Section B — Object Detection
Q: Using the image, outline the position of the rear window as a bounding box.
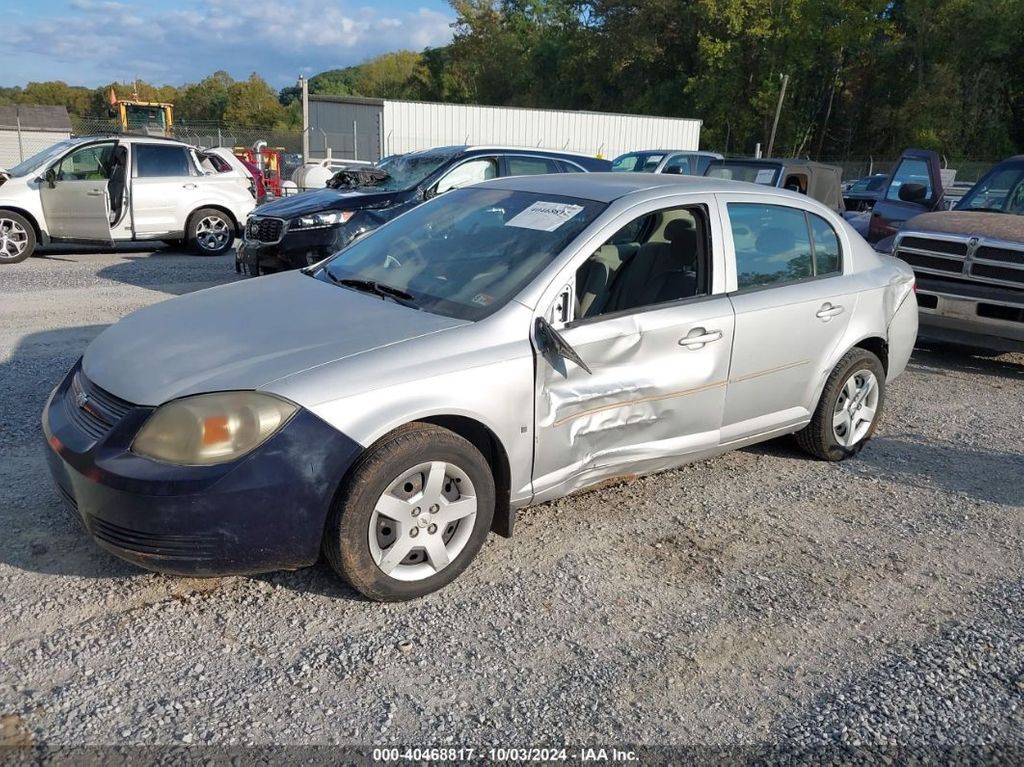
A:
[135,144,193,178]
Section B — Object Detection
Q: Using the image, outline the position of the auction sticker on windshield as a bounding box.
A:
[506,201,585,231]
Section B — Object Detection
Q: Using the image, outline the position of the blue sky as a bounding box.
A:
[1,0,457,88]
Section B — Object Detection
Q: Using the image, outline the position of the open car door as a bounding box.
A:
[39,141,116,241]
[867,148,943,243]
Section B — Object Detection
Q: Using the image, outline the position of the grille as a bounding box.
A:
[63,370,133,442]
[975,245,1023,265]
[89,516,220,560]
[895,233,1024,290]
[245,216,284,243]
[899,236,967,256]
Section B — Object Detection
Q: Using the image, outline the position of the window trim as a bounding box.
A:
[566,202,715,328]
[725,201,844,294]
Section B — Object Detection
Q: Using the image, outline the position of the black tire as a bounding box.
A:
[186,208,234,256]
[323,424,495,601]
[0,210,37,264]
[796,348,886,461]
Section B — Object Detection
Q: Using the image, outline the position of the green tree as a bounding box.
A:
[223,73,287,128]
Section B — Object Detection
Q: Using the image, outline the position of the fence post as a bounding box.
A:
[353,120,358,161]
[16,111,24,162]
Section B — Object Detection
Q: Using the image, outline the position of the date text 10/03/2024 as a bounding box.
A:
[372,747,639,762]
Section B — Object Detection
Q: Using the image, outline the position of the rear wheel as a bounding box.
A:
[323,424,495,601]
[187,208,234,256]
[796,348,885,461]
[0,211,36,264]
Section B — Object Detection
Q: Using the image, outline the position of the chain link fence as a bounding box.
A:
[68,116,304,154]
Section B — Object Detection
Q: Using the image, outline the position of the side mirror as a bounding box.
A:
[898,182,928,203]
[421,186,437,201]
[535,316,591,375]
[43,168,57,188]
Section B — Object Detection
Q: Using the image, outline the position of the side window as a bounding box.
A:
[663,155,691,175]
[135,144,193,178]
[435,158,497,194]
[728,203,813,290]
[554,159,584,173]
[507,156,558,176]
[574,206,710,321]
[886,158,932,202]
[809,214,842,275]
[55,144,114,181]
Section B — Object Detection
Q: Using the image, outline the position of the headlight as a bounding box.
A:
[132,392,298,466]
[290,210,353,230]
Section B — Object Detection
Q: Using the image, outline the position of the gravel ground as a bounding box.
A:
[1,246,1022,755]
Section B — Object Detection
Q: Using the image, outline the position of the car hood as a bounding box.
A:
[83,271,468,407]
[252,187,408,218]
[904,210,1024,241]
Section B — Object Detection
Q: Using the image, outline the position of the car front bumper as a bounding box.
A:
[236,226,354,276]
[42,363,362,576]
[915,277,1024,353]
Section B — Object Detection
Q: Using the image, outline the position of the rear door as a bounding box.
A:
[719,196,854,442]
[868,149,943,243]
[39,142,114,241]
[131,143,200,236]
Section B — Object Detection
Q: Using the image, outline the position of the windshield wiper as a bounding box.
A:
[328,274,418,307]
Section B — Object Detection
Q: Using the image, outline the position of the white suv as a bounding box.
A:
[0,135,256,263]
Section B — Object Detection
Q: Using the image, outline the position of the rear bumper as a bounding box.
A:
[42,364,362,576]
[916,278,1024,353]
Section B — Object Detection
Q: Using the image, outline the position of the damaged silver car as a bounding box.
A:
[43,174,918,601]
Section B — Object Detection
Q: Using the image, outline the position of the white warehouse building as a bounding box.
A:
[305,95,702,163]
[0,105,73,168]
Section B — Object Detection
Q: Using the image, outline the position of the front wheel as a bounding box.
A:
[0,211,36,264]
[187,208,234,256]
[323,424,495,601]
[796,348,885,461]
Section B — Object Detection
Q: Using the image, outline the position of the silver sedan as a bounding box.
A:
[43,174,918,601]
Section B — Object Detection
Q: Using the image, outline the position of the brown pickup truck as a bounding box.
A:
[873,152,1024,353]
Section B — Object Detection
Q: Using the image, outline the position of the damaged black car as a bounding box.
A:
[236,146,610,275]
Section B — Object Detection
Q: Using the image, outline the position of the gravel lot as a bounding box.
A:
[1,245,1022,754]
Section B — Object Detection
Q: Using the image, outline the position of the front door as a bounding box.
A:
[868,149,943,243]
[39,142,115,241]
[532,199,734,502]
[720,198,854,441]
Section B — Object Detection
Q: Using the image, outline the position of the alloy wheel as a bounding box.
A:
[195,215,231,252]
[832,369,879,447]
[0,217,29,261]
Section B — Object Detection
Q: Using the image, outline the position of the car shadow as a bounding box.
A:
[94,250,240,296]
[908,340,1024,382]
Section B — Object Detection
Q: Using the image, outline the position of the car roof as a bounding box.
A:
[71,133,193,147]
[405,144,601,161]
[475,172,789,203]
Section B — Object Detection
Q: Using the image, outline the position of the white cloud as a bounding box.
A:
[3,0,457,87]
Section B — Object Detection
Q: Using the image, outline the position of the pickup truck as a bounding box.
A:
[704,158,845,212]
[871,150,1024,352]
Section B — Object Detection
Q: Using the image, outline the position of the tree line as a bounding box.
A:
[3,0,1022,160]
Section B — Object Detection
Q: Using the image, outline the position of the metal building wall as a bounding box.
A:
[380,101,702,159]
[0,129,70,167]
[307,96,383,162]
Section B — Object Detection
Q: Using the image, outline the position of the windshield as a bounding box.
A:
[318,187,606,320]
[611,152,666,173]
[955,162,1024,214]
[5,139,77,177]
[370,151,457,191]
[705,161,782,186]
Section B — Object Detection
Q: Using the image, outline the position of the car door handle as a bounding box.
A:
[182,183,197,190]
[679,327,723,350]
[816,302,845,321]
[86,189,103,197]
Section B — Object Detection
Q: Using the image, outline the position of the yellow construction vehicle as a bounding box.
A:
[108,87,174,136]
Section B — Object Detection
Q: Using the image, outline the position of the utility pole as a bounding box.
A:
[767,73,789,158]
[299,75,309,164]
